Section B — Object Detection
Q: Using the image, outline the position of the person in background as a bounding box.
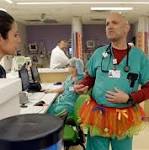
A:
[74,12,149,150]
[0,10,20,78]
[47,57,84,117]
[50,40,69,69]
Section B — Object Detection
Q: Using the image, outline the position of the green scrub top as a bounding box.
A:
[87,45,149,108]
[48,74,84,115]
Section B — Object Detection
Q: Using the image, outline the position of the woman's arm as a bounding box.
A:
[45,87,64,93]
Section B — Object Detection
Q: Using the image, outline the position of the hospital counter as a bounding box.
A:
[20,83,61,114]
[38,68,69,83]
[20,92,58,114]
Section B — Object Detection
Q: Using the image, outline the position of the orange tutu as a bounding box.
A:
[79,97,145,139]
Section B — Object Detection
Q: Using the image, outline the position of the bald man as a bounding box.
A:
[106,13,130,48]
[74,13,149,150]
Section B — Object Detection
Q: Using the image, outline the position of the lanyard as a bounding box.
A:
[101,44,130,73]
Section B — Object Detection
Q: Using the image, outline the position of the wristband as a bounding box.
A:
[127,94,135,105]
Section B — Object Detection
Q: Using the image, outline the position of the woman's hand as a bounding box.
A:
[74,84,89,94]
[44,87,64,93]
[44,89,56,93]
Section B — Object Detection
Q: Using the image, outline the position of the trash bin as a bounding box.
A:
[0,114,64,150]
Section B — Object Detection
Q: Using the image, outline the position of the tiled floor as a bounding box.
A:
[133,124,149,150]
[68,124,149,150]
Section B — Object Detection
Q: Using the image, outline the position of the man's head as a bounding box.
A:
[106,13,130,42]
[57,40,69,51]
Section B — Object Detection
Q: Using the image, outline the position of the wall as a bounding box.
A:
[17,22,27,55]
[26,23,135,65]
[26,24,134,52]
[83,24,135,48]
[26,25,71,53]
[83,24,108,48]
[81,24,134,62]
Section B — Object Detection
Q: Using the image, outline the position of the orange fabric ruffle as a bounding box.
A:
[79,98,145,139]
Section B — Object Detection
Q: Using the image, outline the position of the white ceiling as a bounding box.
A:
[1,0,149,25]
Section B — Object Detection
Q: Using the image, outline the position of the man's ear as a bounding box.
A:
[0,34,3,41]
[126,23,130,33]
[0,34,4,43]
[0,34,2,42]
[128,24,130,32]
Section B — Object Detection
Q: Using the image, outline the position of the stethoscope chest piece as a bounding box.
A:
[124,65,130,72]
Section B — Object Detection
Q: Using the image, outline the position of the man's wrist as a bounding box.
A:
[127,94,135,105]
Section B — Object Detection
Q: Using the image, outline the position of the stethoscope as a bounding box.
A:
[101,43,131,73]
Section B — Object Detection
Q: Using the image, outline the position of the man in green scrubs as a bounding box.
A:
[74,13,149,150]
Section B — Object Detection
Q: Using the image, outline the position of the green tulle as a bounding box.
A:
[74,94,90,122]
[69,93,147,139]
[83,122,146,140]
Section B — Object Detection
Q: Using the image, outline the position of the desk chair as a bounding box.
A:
[56,107,85,150]
[62,94,90,150]
[63,118,85,150]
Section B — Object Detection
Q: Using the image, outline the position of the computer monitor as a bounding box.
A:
[28,43,38,54]
[68,47,73,57]
[18,68,30,91]
[30,65,40,82]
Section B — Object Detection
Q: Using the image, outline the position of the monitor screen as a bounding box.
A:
[19,68,30,91]
[31,65,40,82]
[28,43,38,54]
[30,45,36,49]
[68,47,73,56]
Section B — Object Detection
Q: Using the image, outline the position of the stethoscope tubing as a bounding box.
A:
[101,43,130,73]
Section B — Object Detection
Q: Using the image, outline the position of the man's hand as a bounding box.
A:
[74,84,89,94]
[106,88,129,103]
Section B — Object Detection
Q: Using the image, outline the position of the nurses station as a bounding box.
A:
[0,0,149,150]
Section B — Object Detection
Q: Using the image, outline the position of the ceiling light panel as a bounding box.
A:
[4,0,13,4]
[91,7,133,11]
[16,1,149,5]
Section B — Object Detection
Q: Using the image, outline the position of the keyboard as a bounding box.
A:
[27,92,45,101]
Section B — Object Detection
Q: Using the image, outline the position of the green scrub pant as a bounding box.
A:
[86,134,132,150]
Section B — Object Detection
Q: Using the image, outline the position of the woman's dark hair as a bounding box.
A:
[0,10,14,39]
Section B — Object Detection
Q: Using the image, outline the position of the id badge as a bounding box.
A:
[108,70,121,78]
[69,86,74,91]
